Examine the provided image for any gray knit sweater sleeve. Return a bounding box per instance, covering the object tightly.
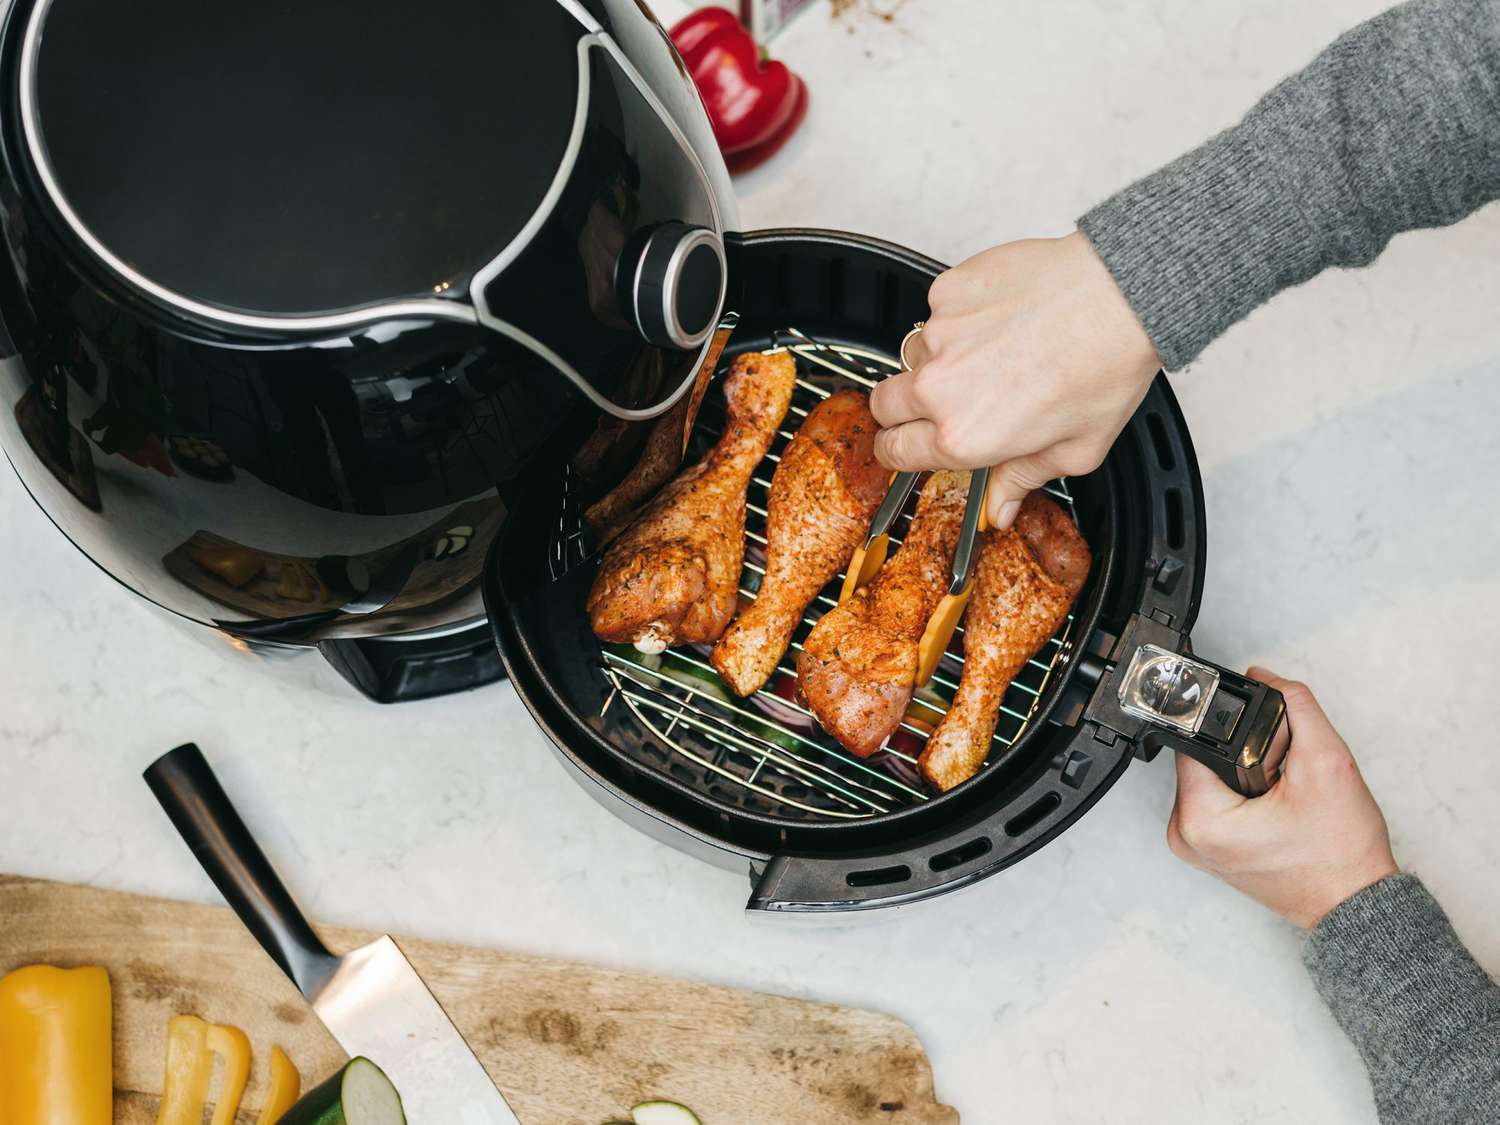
[1302,874,1500,1123]
[1078,0,1500,370]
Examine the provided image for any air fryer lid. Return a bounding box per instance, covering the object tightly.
[18,0,729,416]
[27,0,578,315]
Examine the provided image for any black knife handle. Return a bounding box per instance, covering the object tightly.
[144,743,339,996]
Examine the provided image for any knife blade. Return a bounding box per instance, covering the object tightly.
[144,743,521,1125]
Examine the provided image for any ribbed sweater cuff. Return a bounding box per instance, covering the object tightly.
[1302,873,1500,1118]
[1078,126,1316,371]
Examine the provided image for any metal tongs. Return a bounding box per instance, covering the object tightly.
[838,322,993,687]
[840,467,991,687]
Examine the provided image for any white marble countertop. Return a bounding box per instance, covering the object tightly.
[5,2,1500,1122]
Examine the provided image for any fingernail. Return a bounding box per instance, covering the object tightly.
[1246,664,1274,681]
[992,499,1021,530]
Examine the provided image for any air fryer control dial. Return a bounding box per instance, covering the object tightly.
[621,221,727,350]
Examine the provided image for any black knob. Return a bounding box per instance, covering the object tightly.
[618,221,726,351]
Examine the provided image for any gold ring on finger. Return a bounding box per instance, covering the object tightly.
[899,321,926,371]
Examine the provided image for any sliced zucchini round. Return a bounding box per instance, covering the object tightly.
[632,1101,703,1125]
[277,1057,405,1125]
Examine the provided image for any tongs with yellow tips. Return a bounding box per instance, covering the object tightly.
[839,465,992,688]
[839,469,919,601]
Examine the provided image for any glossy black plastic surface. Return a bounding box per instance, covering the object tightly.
[0,280,575,634]
[478,41,724,412]
[144,742,339,996]
[320,622,505,704]
[581,0,733,210]
[31,0,581,316]
[0,0,739,652]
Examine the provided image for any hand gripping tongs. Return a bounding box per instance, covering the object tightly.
[836,320,993,687]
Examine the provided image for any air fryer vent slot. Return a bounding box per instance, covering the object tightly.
[1004,791,1062,837]
[846,864,912,888]
[928,836,992,872]
[1164,487,1185,551]
[1146,411,1176,472]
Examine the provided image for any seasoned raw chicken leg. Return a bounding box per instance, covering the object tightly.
[587,351,796,653]
[581,328,729,547]
[919,492,1090,791]
[582,377,701,548]
[711,390,888,696]
[796,470,971,758]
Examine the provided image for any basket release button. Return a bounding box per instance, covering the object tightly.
[1199,688,1248,744]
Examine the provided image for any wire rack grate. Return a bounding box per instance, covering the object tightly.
[596,330,1079,821]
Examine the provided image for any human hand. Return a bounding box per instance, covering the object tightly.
[1167,668,1398,929]
[868,231,1161,529]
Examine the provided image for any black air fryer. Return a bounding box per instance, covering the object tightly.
[0,0,1283,912]
[0,0,735,699]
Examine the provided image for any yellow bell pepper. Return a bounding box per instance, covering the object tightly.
[155,1014,252,1125]
[255,1045,302,1125]
[206,1023,251,1125]
[156,1015,213,1125]
[0,964,113,1125]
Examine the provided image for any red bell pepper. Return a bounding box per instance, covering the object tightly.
[670,6,741,58]
[670,7,805,157]
[724,73,808,175]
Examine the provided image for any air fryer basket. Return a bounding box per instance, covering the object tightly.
[487,229,1230,912]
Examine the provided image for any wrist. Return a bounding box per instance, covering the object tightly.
[1292,856,1400,930]
[1066,231,1162,378]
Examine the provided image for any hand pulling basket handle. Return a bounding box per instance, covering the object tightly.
[1140,665,1289,797]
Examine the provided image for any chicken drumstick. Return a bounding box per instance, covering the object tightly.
[587,351,796,652]
[711,389,887,696]
[919,491,1090,791]
[796,470,971,758]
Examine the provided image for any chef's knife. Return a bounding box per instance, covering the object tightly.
[144,743,522,1125]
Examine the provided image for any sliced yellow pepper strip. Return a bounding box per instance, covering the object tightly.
[0,964,112,1125]
[155,1014,253,1125]
[156,1015,213,1125]
[255,1045,303,1125]
[206,1022,251,1125]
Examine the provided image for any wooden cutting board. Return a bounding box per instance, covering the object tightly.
[0,876,958,1124]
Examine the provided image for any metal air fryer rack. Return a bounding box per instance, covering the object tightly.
[593,330,1079,822]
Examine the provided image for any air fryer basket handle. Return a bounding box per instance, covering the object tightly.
[143,743,340,996]
[1141,666,1288,797]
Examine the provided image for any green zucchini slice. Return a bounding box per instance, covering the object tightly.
[277,1057,405,1125]
[632,1101,703,1125]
